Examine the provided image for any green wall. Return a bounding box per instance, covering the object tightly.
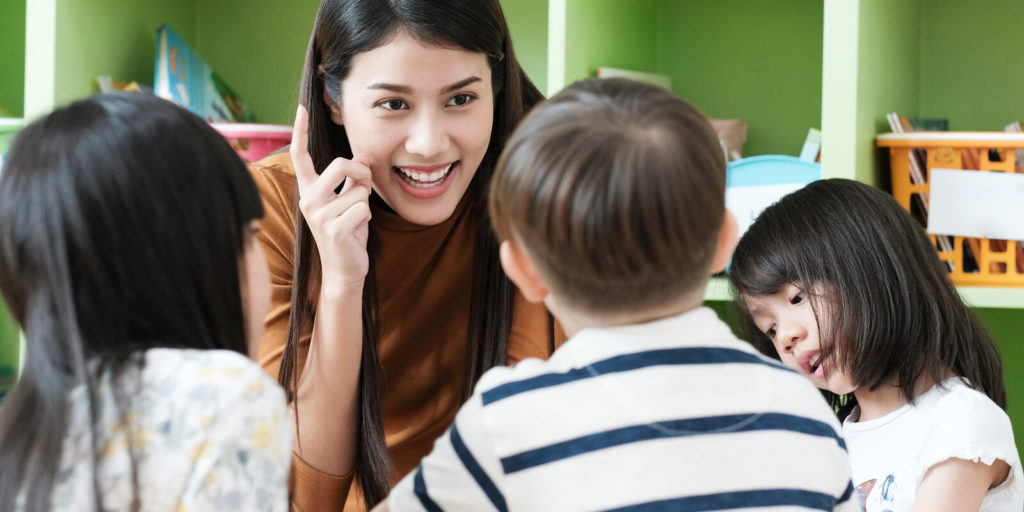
[563,0,660,85]
[854,0,921,186]
[41,0,545,124]
[920,0,1024,131]
[658,0,823,158]
[0,0,26,117]
[502,0,548,95]
[53,0,195,109]
[975,308,1024,454]
[196,0,320,124]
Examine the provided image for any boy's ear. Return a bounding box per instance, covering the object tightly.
[710,209,739,274]
[499,240,549,303]
[323,89,344,125]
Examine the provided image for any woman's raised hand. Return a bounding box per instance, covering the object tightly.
[291,105,373,289]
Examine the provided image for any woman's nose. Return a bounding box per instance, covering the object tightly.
[404,110,451,158]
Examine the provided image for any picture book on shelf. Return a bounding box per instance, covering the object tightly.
[154,24,253,123]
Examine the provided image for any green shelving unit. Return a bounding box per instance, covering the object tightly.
[11,0,1023,452]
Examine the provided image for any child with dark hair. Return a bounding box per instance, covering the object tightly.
[0,93,289,511]
[377,78,857,511]
[731,178,1022,511]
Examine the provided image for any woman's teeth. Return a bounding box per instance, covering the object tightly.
[809,354,821,372]
[396,163,454,186]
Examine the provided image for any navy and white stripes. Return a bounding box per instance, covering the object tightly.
[390,308,857,511]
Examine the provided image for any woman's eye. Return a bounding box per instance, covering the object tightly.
[790,292,805,305]
[447,94,474,107]
[379,99,408,111]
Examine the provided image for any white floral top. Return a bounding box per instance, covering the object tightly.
[31,348,290,511]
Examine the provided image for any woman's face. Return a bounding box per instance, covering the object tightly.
[330,31,495,226]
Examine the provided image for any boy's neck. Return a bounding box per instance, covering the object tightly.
[547,289,706,338]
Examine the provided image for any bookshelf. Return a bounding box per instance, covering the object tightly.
[9,0,1024,449]
[23,0,320,123]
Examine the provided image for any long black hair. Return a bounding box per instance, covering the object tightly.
[278,0,543,505]
[729,178,1005,420]
[0,93,264,511]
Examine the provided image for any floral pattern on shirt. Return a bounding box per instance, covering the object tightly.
[27,349,290,511]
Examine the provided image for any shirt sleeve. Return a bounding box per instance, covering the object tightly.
[388,390,508,511]
[917,384,1023,491]
[178,370,293,511]
[289,453,355,511]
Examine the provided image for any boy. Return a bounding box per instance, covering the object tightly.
[378,78,856,511]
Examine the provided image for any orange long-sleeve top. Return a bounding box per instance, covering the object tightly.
[250,152,562,511]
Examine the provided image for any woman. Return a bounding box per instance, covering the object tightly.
[0,93,289,511]
[249,0,560,509]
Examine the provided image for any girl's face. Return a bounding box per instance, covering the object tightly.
[743,283,856,395]
[241,224,271,357]
[331,31,495,226]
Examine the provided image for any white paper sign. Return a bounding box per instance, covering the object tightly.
[726,183,808,240]
[928,168,1024,240]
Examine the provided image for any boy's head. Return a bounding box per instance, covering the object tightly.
[489,77,734,321]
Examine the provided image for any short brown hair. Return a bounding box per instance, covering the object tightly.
[490,77,726,314]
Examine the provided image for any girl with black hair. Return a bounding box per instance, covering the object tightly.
[730,179,1022,511]
[0,93,289,511]
[248,0,558,509]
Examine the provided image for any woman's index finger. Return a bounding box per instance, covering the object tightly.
[290,105,317,190]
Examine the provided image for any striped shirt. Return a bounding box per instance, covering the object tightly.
[389,307,856,511]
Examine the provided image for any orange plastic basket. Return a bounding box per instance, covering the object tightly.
[876,132,1024,287]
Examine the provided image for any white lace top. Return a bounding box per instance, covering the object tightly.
[24,348,290,511]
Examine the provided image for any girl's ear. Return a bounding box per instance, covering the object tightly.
[499,240,549,303]
[322,88,344,126]
[710,209,739,274]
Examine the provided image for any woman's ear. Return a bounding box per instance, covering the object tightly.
[710,209,739,274]
[322,88,344,126]
[499,240,549,303]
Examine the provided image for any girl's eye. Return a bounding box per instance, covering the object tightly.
[447,93,474,107]
[790,292,805,305]
[378,99,408,111]
[766,325,777,339]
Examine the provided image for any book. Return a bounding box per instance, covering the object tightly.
[154,24,253,123]
[799,128,821,163]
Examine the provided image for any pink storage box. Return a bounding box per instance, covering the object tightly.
[211,123,292,163]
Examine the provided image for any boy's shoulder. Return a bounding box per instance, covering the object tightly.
[470,307,826,423]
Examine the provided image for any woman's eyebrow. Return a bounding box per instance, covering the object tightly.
[442,76,481,93]
[367,82,412,93]
[366,76,482,95]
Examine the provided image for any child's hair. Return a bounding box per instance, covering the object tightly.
[490,77,726,315]
[0,93,264,512]
[284,0,544,502]
[729,178,1006,418]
